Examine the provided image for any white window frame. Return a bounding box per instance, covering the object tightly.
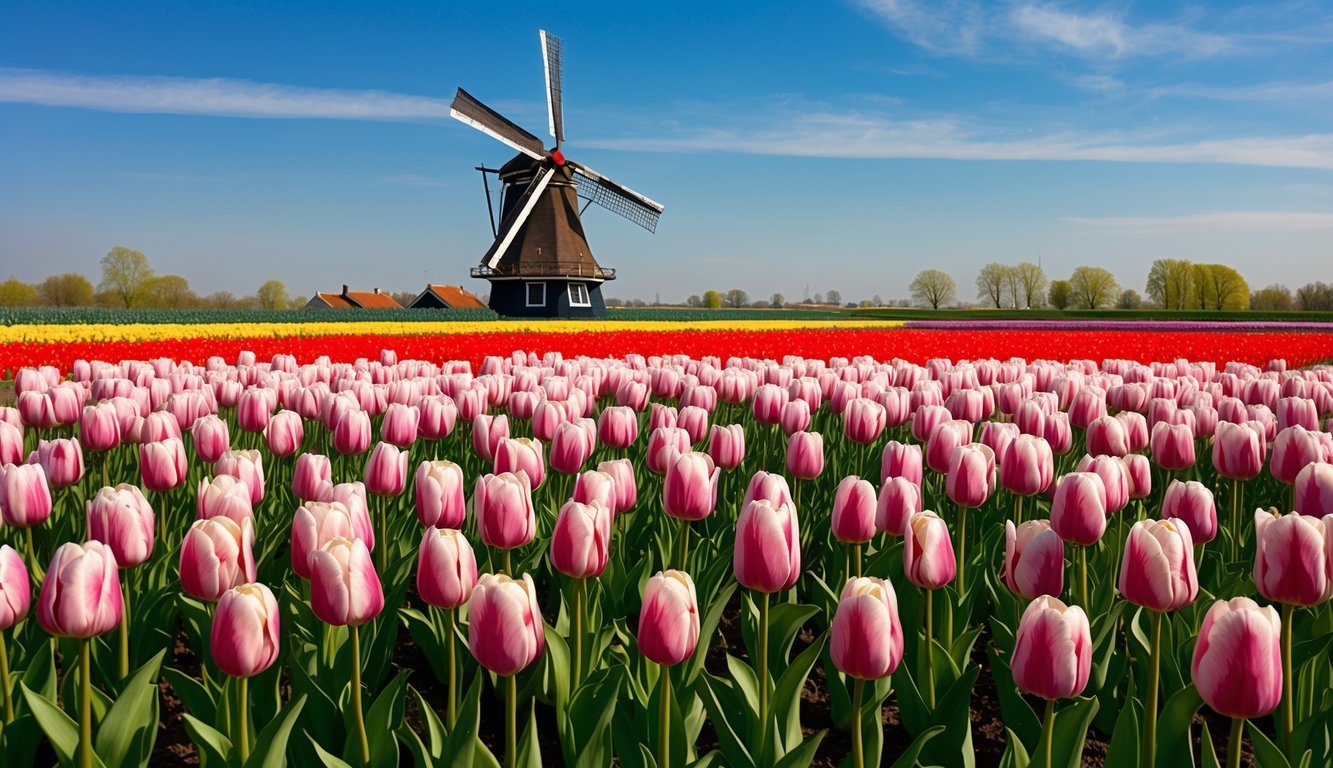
[525,281,547,307]
[567,282,591,307]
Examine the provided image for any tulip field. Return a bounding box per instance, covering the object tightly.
[0,320,1331,768]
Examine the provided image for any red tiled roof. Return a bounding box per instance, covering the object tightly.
[427,284,486,309]
[313,292,354,308]
[345,291,403,309]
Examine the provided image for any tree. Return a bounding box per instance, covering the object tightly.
[1198,264,1248,310]
[1117,289,1142,310]
[872,294,883,307]
[825,289,842,306]
[685,294,703,308]
[1145,259,1194,310]
[1013,262,1046,308]
[812,293,824,305]
[146,275,197,309]
[1295,282,1333,311]
[1068,266,1119,309]
[703,290,724,309]
[910,269,956,310]
[389,290,416,308]
[99,246,156,308]
[724,289,750,309]
[37,273,95,306]
[770,293,785,308]
[1048,279,1072,310]
[1250,284,1293,311]
[975,263,1011,308]
[0,276,38,307]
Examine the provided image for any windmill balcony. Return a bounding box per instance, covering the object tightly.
[471,263,616,281]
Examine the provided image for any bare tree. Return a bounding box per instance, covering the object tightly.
[910,269,956,309]
[770,293,785,308]
[1068,266,1119,309]
[825,289,842,306]
[975,263,1011,308]
[725,288,750,308]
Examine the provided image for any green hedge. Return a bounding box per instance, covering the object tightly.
[843,308,1333,322]
[608,307,845,321]
[0,307,499,325]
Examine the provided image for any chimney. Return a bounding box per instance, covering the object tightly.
[342,284,349,295]
[374,287,380,295]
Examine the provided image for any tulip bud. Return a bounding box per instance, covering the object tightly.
[1253,509,1333,606]
[786,431,825,480]
[881,441,923,487]
[264,410,304,457]
[363,441,407,497]
[946,444,995,509]
[1293,462,1333,519]
[293,453,331,502]
[830,576,903,680]
[1086,416,1129,458]
[646,427,690,475]
[1000,435,1054,497]
[474,472,537,550]
[38,541,122,638]
[215,449,266,505]
[79,403,122,453]
[192,414,231,464]
[333,409,372,455]
[677,406,709,445]
[310,537,384,627]
[1003,520,1064,599]
[0,422,22,467]
[1192,597,1282,718]
[86,484,155,568]
[1050,472,1107,546]
[417,527,478,610]
[1119,519,1198,612]
[414,460,466,529]
[1270,426,1322,486]
[180,517,256,601]
[597,406,639,450]
[211,583,280,678]
[35,438,84,488]
[0,545,32,630]
[1011,596,1091,700]
[1150,422,1196,472]
[831,476,876,544]
[381,403,420,448]
[1159,479,1217,543]
[494,437,546,489]
[734,499,801,593]
[551,500,612,579]
[843,398,887,445]
[597,459,637,515]
[140,438,188,493]
[1075,454,1129,514]
[550,420,596,475]
[1212,421,1263,481]
[291,501,357,579]
[925,419,972,475]
[903,510,955,589]
[780,399,811,436]
[663,451,719,521]
[707,424,746,470]
[0,463,53,528]
[875,477,921,537]
[638,570,700,666]
[468,573,545,675]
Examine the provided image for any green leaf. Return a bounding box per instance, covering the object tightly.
[95,649,166,768]
[363,671,409,767]
[1103,692,1142,768]
[694,673,754,768]
[772,730,825,768]
[684,582,736,686]
[20,681,108,767]
[887,725,947,768]
[1198,721,1221,768]
[444,674,487,768]
[1155,684,1202,767]
[181,713,234,768]
[1245,721,1291,768]
[773,635,826,752]
[242,694,307,768]
[163,667,216,723]
[995,729,1031,768]
[311,735,357,768]
[1050,697,1099,768]
[986,646,1041,750]
[570,667,624,768]
[515,701,543,768]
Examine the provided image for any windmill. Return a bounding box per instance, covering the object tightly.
[451,30,664,317]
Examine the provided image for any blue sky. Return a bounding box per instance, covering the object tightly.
[2,0,1331,304]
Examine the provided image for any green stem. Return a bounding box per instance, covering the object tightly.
[119,571,132,681]
[852,677,865,768]
[573,577,585,688]
[237,675,250,762]
[80,638,92,768]
[1230,479,1240,563]
[0,631,11,724]
[1227,717,1244,768]
[925,588,935,709]
[678,517,689,570]
[503,548,512,576]
[1041,699,1056,768]
[852,541,862,579]
[658,664,671,768]
[1281,603,1293,755]
[1145,609,1162,768]
[957,505,968,596]
[350,624,370,766]
[447,608,458,728]
[758,590,770,756]
[24,527,38,580]
[506,674,517,768]
[1078,545,1088,609]
[1016,494,1024,525]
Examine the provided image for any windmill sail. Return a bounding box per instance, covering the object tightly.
[450,88,546,159]
[540,30,565,145]
[482,166,557,269]
[570,164,664,233]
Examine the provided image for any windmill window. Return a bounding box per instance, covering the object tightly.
[526,282,547,307]
[568,282,591,307]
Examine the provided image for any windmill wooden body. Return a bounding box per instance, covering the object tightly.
[451,31,664,317]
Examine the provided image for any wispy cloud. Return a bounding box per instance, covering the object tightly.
[0,68,453,121]
[1063,210,1333,234]
[856,0,986,54]
[1149,79,1333,103]
[587,108,1333,170]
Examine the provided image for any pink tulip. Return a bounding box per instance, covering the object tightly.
[843,398,887,445]
[17,391,55,430]
[946,444,995,509]
[1213,421,1263,481]
[417,527,479,610]
[638,570,700,666]
[912,404,951,443]
[551,499,612,579]
[324,482,375,548]
[573,470,616,510]
[978,421,1020,466]
[417,395,458,440]
[333,409,372,455]
[468,572,545,675]
[35,438,83,488]
[472,413,510,462]
[1117,412,1150,453]
[0,545,30,630]
[1000,435,1054,497]
[646,427,690,475]
[1253,509,1333,606]
[1050,472,1108,546]
[596,406,639,449]
[212,583,280,678]
[1086,416,1129,458]
[734,499,801,593]
[1124,454,1152,500]
[38,541,122,638]
[381,403,419,448]
[1294,463,1333,518]
[215,449,266,505]
[474,472,536,551]
[291,501,356,579]
[197,474,253,524]
[0,422,22,466]
[139,411,181,443]
[86,484,155,568]
[236,388,274,433]
[1003,520,1064,599]
[79,403,121,452]
[1068,387,1107,429]
[1160,480,1218,543]
[140,438,187,493]
[780,399,811,436]
[677,406,709,445]
[597,459,637,515]
[830,576,903,679]
[786,431,824,480]
[550,420,595,475]
[310,537,384,627]
[753,384,789,425]
[1276,397,1319,432]
[881,441,923,487]
[264,410,304,457]
[926,419,972,475]
[876,477,921,537]
[181,517,256,601]
[1192,597,1282,719]
[1270,426,1322,486]
[903,510,955,589]
[192,415,231,464]
[707,424,745,470]
[663,451,719,521]
[743,471,794,509]
[1150,422,1196,472]
[293,453,331,501]
[48,383,83,426]
[1076,454,1129,514]
[832,476,877,544]
[1119,519,1198,612]
[1011,596,1091,700]
[415,460,466,529]
[494,438,545,489]
[1044,411,1073,455]
[0,463,52,528]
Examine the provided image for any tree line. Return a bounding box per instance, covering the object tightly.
[909,260,1333,311]
[0,247,302,310]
